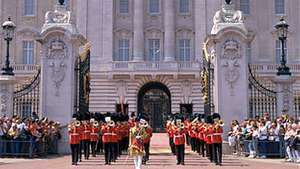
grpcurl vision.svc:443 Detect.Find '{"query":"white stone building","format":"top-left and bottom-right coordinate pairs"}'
top-left (1, 0), bottom-right (300, 130)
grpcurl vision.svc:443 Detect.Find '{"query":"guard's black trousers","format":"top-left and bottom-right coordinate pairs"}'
top-left (78, 141), bottom-right (83, 161)
top-left (70, 144), bottom-right (79, 165)
top-left (213, 143), bottom-right (222, 165)
top-left (169, 137), bottom-right (175, 155)
top-left (175, 144), bottom-right (185, 164)
top-left (90, 141), bottom-right (97, 157)
top-left (198, 140), bottom-right (205, 157)
top-left (143, 142), bottom-right (150, 162)
top-left (207, 144), bottom-right (213, 162)
top-left (191, 137), bottom-right (196, 151)
top-left (83, 140), bottom-right (90, 160)
top-left (104, 143), bottom-right (113, 164)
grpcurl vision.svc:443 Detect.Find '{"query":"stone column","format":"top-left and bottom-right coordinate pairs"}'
top-left (273, 75), bottom-right (295, 117)
top-left (133, 0), bottom-right (144, 61)
top-left (37, 4), bottom-right (86, 154)
top-left (164, 0), bottom-right (175, 61)
top-left (0, 75), bottom-right (15, 117)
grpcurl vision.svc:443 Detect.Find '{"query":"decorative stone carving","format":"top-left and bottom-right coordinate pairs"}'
top-left (221, 40), bottom-right (241, 95)
top-left (181, 80), bottom-right (192, 103)
top-left (47, 38), bottom-right (67, 96)
top-left (0, 86), bottom-right (8, 113)
top-left (213, 3), bottom-right (243, 25)
top-left (45, 3), bottom-right (71, 24)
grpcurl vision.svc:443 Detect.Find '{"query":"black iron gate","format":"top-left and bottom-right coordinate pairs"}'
top-left (13, 69), bottom-right (40, 118)
top-left (248, 65), bottom-right (277, 119)
top-left (76, 48), bottom-right (91, 115)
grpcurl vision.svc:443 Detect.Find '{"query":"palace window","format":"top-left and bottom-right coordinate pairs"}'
top-left (149, 0), bottom-right (160, 14)
top-left (276, 40), bottom-right (287, 64)
top-left (179, 0), bottom-right (190, 14)
top-left (118, 39), bottom-right (130, 61)
top-left (148, 39), bottom-right (160, 61)
top-left (24, 0), bottom-right (35, 16)
top-left (275, 0), bottom-right (285, 15)
top-left (240, 0), bottom-right (250, 15)
top-left (178, 39), bottom-right (191, 61)
top-left (23, 41), bottom-right (34, 64)
top-left (119, 0), bottom-right (129, 14)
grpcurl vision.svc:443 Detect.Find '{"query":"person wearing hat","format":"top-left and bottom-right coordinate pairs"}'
top-left (172, 119), bottom-right (186, 165)
top-left (68, 118), bottom-right (81, 165)
top-left (166, 120), bottom-right (176, 155)
top-left (90, 118), bottom-right (99, 157)
top-left (212, 113), bottom-right (223, 165)
top-left (82, 120), bottom-right (91, 160)
top-left (128, 118), bottom-right (147, 169)
top-left (101, 117), bottom-right (116, 165)
top-left (205, 115), bottom-right (214, 162)
top-left (140, 119), bottom-right (152, 165)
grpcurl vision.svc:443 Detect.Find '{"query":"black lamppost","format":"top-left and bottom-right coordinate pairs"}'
top-left (2, 17), bottom-right (16, 76)
top-left (275, 17), bottom-right (291, 76)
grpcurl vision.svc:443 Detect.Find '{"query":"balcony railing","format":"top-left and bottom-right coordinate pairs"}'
top-left (250, 64), bottom-right (300, 74)
top-left (110, 61), bottom-right (202, 72)
top-left (1, 64), bottom-right (39, 74)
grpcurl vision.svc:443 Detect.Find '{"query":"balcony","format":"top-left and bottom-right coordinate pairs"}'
top-left (1, 64), bottom-right (39, 76)
top-left (108, 61), bottom-right (202, 72)
top-left (250, 64), bottom-right (300, 74)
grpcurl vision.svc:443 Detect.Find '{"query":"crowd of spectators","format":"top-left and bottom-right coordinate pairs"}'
top-left (228, 112), bottom-right (300, 163)
top-left (0, 112), bottom-right (61, 156)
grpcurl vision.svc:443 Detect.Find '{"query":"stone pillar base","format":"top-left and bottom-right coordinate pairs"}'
top-left (0, 75), bottom-right (15, 117)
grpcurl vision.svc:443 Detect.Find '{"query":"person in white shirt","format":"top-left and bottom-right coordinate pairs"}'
top-left (257, 121), bottom-right (268, 158)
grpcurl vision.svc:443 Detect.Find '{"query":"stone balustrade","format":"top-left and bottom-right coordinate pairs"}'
top-left (250, 64), bottom-right (300, 74)
top-left (110, 61), bottom-right (202, 72)
top-left (1, 64), bottom-right (39, 74)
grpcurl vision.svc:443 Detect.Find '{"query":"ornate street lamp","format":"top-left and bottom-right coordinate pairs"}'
top-left (275, 17), bottom-right (291, 76)
top-left (2, 17), bottom-right (16, 76)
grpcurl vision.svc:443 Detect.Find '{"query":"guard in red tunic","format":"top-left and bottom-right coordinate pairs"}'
top-left (205, 115), bottom-right (214, 162)
top-left (90, 119), bottom-right (99, 157)
top-left (82, 120), bottom-right (91, 160)
top-left (173, 119), bottom-right (186, 165)
top-left (68, 119), bottom-right (81, 165)
top-left (141, 119), bottom-right (153, 165)
top-left (166, 120), bottom-right (176, 155)
top-left (197, 122), bottom-right (205, 157)
top-left (212, 113), bottom-right (223, 165)
top-left (102, 117), bottom-right (115, 165)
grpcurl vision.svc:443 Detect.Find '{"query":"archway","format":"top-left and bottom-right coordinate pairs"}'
top-left (137, 82), bottom-right (171, 132)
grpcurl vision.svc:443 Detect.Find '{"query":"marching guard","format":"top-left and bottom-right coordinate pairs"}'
top-left (90, 118), bottom-right (99, 157)
top-left (212, 113), bottom-right (223, 165)
top-left (68, 118), bottom-right (81, 165)
top-left (140, 119), bottom-right (153, 165)
top-left (82, 120), bottom-right (91, 160)
top-left (128, 118), bottom-right (147, 169)
top-left (101, 117), bottom-right (116, 165)
top-left (173, 119), bottom-right (186, 165)
top-left (166, 120), bottom-right (176, 155)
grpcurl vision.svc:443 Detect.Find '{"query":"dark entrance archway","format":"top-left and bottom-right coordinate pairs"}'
top-left (137, 82), bottom-right (171, 132)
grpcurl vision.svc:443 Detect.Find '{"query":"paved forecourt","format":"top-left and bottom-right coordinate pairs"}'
top-left (0, 134), bottom-right (297, 169)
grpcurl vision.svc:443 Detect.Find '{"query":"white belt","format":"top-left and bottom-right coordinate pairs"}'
top-left (91, 133), bottom-right (98, 135)
top-left (71, 133), bottom-right (79, 136)
top-left (84, 131), bottom-right (91, 133)
top-left (174, 135), bottom-right (184, 138)
top-left (213, 133), bottom-right (222, 136)
top-left (103, 133), bottom-right (113, 135)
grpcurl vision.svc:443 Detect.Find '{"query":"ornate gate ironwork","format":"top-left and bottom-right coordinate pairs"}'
top-left (248, 65), bottom-right (277, 119)
top-left (13, 69), bottom-right (40, 118)
top-left (201, 43), bottom-right (214, 115)
top-left (76, 46), bottom-right (90, 114)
